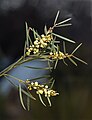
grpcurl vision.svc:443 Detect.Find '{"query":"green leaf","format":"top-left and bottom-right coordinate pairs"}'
top-left (71, 43), bottom-right (82, 55)
top-left (49, 79), bottom-right (55, 90)
top-left (29, 27), bottom-right (40, 39)
top-left (28, 34), bottom-right (33, 45)
top-left (68, 57), bottom-right (77, 66)
top-left (4, 74), bottom-right (24, 83)
top-left (55, 23), bottom-right (72, 27)
top-left (0, 56), bottom-right (23, 77)
top-left (54, 59), bottom-right (58, 69)
top-left (72, 55), bottom-right (88, 65)
top-left (44, 25), bottom-right (48, 35)
top-left (19, 84), bottom-right (26, 110)
top-left (63, 59), bottom-right (68, 66)
top-left (52, 33), bottom-right (75, 43)
top-left (24, 22), bottom-right (29, 58)
top-left (63, 41), bottom-right (66, 54)
top-left (48, 60), bottom-right (53, 71)
top-left (33, 28), bottom-right (37, 39)
top-left (56, 18), bottom-right (72, 26)
top-left (24, 66), bottom-right (53, 70)
top-left (53, 41), bottom-right (60, 43)
top-left (4, 75), bottom-right (36, 100)
top-left (54, 10), bottom-right (60, 25)
top-left (29, 75), bottom-right (51, 81)
top-left (25, 22), bottom-right (29, 46)
top-left (47, 97), bottom-right (52, 106)
top-left (38, 94), bottom-right (46, 107)
top-left (27, 95), bottom-right (31, 111)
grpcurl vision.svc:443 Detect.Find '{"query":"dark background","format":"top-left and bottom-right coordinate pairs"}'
top-left (0, 0), bottom-right (92, 120)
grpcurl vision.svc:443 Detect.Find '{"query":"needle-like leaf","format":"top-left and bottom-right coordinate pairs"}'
top-left (52, 33), bottom-right (75, 43)
top-left (47, 97), bottom-right (52, 106)
top-left (54, 11), bottom-right (60, 25)
top-left (29, 75), bottom-right (51, 81)
top-left (71, 43), bottom-right (82, 55)
top-left (63, 59), bottom-right (68, 66)
top-left (63, 41), bottom-right (66, 54)
top-left (29, 27), bottom-right (40, 39)
top-left (19, 84), bottom-right (26, 110)
top-left (49, 79), bottom-right (55, 90)
top-left (72, 55), bottom-right (88, 65)
top-left (27, 95), bottom-right (31, 111)
top-left (0, 56), bottom-right (23, 77)
top-left (4, 75), bottom-right (36, 100)
top-left (55, 23), bottom-right (72, 27)
top-left (28, 34), bottom-right (33, 45)
top-left (48, 60), bottom-right (53, 71)
top-left (44, 25), bottom-right (48, 35)
top-left (56, 18), bottom-right (72, 26)
top-left (24, 66), bottom-right (53, 70)
top-left (4, 73), bottom-right (24, 83)
top-left (38, 94), bottom-right (46, 107)
top-left (68, 57), bottom-right (77, 66)
top-left (24, 22), bottom-right (29, 58)
top-left (54, 59), bottom-right (58, 69)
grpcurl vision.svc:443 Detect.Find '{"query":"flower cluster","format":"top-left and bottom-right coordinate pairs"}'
top-left (49, 51), bottom-right (66, 60)
top-left (26, 81), bottom-right (59, 98)
top-left (26, 34), bottom-right (52, 55)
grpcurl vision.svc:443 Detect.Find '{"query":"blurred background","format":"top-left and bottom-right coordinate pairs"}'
top-left (0, 0), bottom-right (92, 120)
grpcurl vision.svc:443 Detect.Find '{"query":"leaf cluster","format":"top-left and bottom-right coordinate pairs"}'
top-left (0, 11), bottom-right (87, 110)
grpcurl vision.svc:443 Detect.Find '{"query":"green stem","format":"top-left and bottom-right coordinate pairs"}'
top-left (0, 56), bottom-right (23, 77)
top-left (0, 55), bottom-right (40, 77)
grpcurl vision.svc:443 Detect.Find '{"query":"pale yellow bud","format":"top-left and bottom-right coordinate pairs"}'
top-left (28, 86), bottom-right (32, 90)
top-left (30, 47), bottom-right (33, 51)
top-left (34, 40), bottom-right (38, 45)
top-left (45, 85), bottom-right (48, 89)
top-left (40, 44), bottom-right (44, 48)
top-left (28, 49), bottom-right (31, 52)
top-left (33, 87), bottom-right (37, 89)
top-left (35, 82), bottom-right (38, 86)
top-left (50, 52), bottom-right (53, 55)
top-left (36, 89), bottom-right (44, 94)
top-left (26, 52), bottom-right (30, 56)
top-left (58, 51), bottom-right (66, 59)
top-left (25, 79), bottom-right (30, 84)
top-left (36, 45), bottom-right (39, 48)
top-left (41, 34), bottom-right (45, 38)
top-left (50, 90), bottom-right (59, 96)
top-left (43, 42), bottom-right (47, 46)
top-left (31, 82), bottom-right (34, 85)
top-left (40, 39), bottom-right (44, 44)
top-left (36, 37), bottom-right (39, 40)
top-left (32, 45), bottom-right (35, 47)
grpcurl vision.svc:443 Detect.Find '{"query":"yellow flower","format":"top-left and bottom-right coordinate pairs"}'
top-left (58, 51), bottom-right (66, 59)
top-left (45, 85), bottom-right (48, 89)
top-left (34, 82), bottom-right (39, 86)
top-left (34, 40), bottom-right (39, 45)
top-left (26, 51), bottom-right (30, 56)
top-left (28, 85), bottom-right (32, 90)
top-left (50, 90), bottom-right (59, 96)
top-left (25, 79), bottom-right (30, 84)
top-left (36, 89), bottom-right (44, 94)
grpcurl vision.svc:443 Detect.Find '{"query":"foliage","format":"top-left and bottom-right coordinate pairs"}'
top-left (0, 11), bottom-right (87, 110)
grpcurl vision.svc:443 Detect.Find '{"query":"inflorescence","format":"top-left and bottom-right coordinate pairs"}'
top-left (26, 81), bottom-right (59, 98)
